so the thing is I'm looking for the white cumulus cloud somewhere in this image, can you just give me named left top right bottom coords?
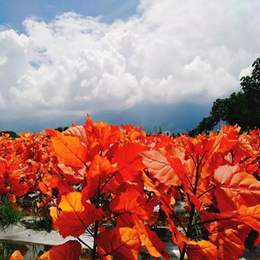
left=1, top=0, right=260, bottom=123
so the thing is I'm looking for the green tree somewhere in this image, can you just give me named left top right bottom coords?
left=240, top=58, right=260, bottom=128
left=0, top=131, right=19, bottom=138
left=210, top=98, right=229, bottom=124
left=190, top=58, right=260, bottom=135
left=226, top=92, right=248, bottom=128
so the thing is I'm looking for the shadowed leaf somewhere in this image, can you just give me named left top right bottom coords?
left=186, top=240, right=217, bottom=260
left=96, top=227, right=141, bottom=260
left=39, top=240, right=81, bottom=260
left=133, top=215, right=169, bottom=260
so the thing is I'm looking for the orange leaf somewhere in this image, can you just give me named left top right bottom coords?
left=213, top=205, right=260, bottom=248
left=39, top=240, right=81, bottom=260
left=201, top=126, right=224, bottom=178
left=96, top=227, right=141, bottom=260
left=49, top=175, right=74, bottom=195
left=110, top=186, right=154, bottom=219
left=50, top=192, right=103, bottom=237
left=45, top=129, right=88, bottom=169
left=10, top=250, right=24, bottom=260
left=209, top=226, right=248, bottom=260
left=9, top=174, right=29, bottom=197
left=133, top=215, right=169, bottom=260
left=84, top=116, right=123, bottom=154
left=112, top=143, right=148, bottom=182
left=200, top=210, right=251, bottom=260
left=186, top=240, right=217, bottom=260
left=57, top=163, right=84, bottom=185
left=140, top=149, right=180, bottom=187
left=92, top=121, right=112, bottom=149
left=214, top=164, right=260, bottom=211
left=141, top=171, right=174, bottom=216
left=81, top=154, right=117, bottom=199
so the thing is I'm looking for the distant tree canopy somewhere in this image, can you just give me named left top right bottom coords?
left=54, top=126, right=69, bottom=132
left=0, top=131, right=19, bottom=138
left=190, top=58, right=260, bottom=136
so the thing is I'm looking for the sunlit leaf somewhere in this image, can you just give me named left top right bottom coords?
left=50, top=192, right=103, bottom=237
left=10, top=250, right=24, bottom=260
left=214, top=164, right=260, bottom=211
left=63, top=124, right=88, bottom=145
left=45, top=129, right=88, bottom=169
left=186, top=240, right=217, bottom=260
left=140, top=149, right=180, bottom=187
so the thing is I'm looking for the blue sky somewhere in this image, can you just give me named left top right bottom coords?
left=1, top=0, right=260, bottom=132
left=0, top=0, right=139, bottom=32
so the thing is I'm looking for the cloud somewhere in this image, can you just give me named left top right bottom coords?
left=0, top=93, right=6, bottom=108
left=1, top=0, right=260, bottom=123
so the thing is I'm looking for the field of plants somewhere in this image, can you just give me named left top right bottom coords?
left=1, top=114, right=260, bottom=260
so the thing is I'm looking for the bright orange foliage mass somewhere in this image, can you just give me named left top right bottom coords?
left=2, top=116, right=260, bottom=260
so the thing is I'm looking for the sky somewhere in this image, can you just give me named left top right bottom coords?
left=1, top=0, right=260, bottom=132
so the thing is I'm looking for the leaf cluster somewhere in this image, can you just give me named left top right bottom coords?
left=2, top=116, right=260, bottom=259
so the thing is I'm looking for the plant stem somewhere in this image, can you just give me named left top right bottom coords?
left=92, top=220, right=99, bottom=260
left=77, top=237, right=92, bottom=251
left=180, top=161, right=200, bottom=260
left=180, top=244, right=187, bottom=260
left=92, top=188, right=101, bottom=260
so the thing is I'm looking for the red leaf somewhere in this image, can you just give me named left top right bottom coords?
left=110, top=186, right=154, bottom=220
left=200, top=209, right=251, bottom=260
left=57, top=163, right=84, bottom=185
left=209, top=226, right=248, bottom=260
left=214, top=164, right=260, bottom=211
left=112, top=143, right=148, bottom=182
left=186, top=240, right=217, bottom=260
left=81, top=154, right=117, bottom=199
left=50, top=192, right=103, bottom=237
left=213, top=205, right=260, bottom=248
left=96, top=227, right=141, bottom=260
left=133, top=215, right=169, bottom=260
left=39, top=240, right=81, bottom=260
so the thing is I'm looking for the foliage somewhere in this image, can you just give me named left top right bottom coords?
left=38, top=240, right=81, bottom=260
left=0, top=195, right=24, bottom=229
left=20, top=206, right=53, bottom=232
left=2, top=115, right=260, bottom=259
left=10, top=250, right=24, bottom=260
left=54, top=126, right=69, bottom=132
left=0, top=131, right=19, bottom=138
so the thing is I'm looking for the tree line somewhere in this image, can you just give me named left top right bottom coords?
left=189, top=58, right=260, bottom=136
